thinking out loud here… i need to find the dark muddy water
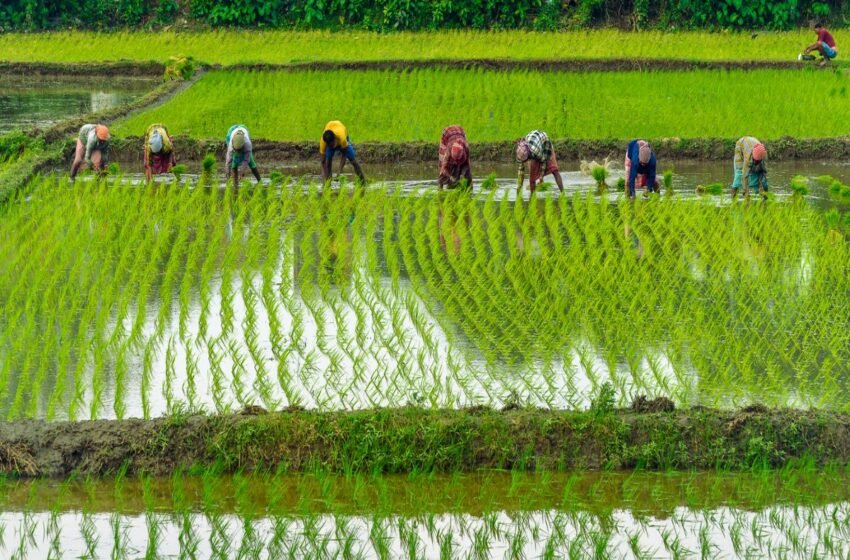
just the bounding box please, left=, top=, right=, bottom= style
left=0, top=76, right=156, bottom=133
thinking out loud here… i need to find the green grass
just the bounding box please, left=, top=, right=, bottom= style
left=113, top=68, right=850, bottom=142
left=0, top=30, right=845, bottom=65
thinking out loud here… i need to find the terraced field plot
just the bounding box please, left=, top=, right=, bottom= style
left=112, top=68, right=850, bottom=142
left=0, top=176, right=847, bottom=420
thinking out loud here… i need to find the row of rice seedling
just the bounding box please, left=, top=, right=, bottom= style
left=0, top=469, right=848, bottom=558
left=1, top=29, right=845, bottom=65
left=0, top=175, right=848, bottom=419
left=113, top=68, right=850, bottom=142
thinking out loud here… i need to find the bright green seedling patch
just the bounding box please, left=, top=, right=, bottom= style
left=0, top=176, right=847, bottom=420
left=112, top=68, right=850, bottom=142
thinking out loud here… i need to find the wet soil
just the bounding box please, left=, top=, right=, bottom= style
left=1, top=404, right=848, bottom=478
left=109, top=135, right=850, bottom=164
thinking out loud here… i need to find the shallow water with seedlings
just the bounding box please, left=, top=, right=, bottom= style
left=0, top=175, right=848, bottom=420
left=0, top=471, right=848, bottom=559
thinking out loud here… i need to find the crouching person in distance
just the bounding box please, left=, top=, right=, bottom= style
left=320, top=120, right=366, bottom=184
left=516, top=130, right=564, bottom=194
left=144, top=123, right=177, bottom=182
left=732, top=137, right=768, bottom=199
left=225, top=124, right=261, bottom=188
left=625, top=139, right=659, bottom=198
left=70, top=123, right=110, bottom=181
left=438, top=125, right=472, bottom=190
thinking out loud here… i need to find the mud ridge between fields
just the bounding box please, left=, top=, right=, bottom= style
left=1, top=404, right=849, bottom=478
left=0, top=61, right=166, bottom=77
left=0, top=58, right=829, bottom=76
left=108, top=135, right=850, bottom=165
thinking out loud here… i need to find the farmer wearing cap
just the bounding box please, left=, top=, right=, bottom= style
left=144, top=123, right=177, bottom=182
left=732, top=136, right=768, bottom=199
left=438, top=125, right=472, bottom=189
left=225, top=124, right=261, bottom=188
left=516, top=130, right=564, bottom=194
left=803, top=22, right=838, bottom=65
left=625, top=139, right=659, bottom=198
left=70, top=123, right=110, bottom=180
left=320, top=120, right=366, bottom=184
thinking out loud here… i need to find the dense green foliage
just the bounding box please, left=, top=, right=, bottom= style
left=1, top=0, right=848, bottom=30
left=114, top=68, right=850, bottom=142
left=2, top=30, right=847, bottom=64
left=0, top=176, right=848, bottom=421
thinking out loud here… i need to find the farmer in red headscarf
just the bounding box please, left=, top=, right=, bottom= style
left=732, top=137, right=768, bottom=199
left=70, top=123, right=110, bottom=180
left=438, top=125, right=472, bottom=189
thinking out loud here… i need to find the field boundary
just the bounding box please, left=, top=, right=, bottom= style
left=0, top=58, right=837, bottom=77
left=105, top=135, right=850, bottom=165
left=1, top=405, right=849, bottom=478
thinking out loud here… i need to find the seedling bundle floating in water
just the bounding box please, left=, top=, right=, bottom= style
left=0, top=175, right=848, bottom=420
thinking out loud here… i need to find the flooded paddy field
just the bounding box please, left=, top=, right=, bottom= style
left=0, top=76, right=157, bottom=133
left=1, top=174, right=848, bottom=420
left=0, top=471, right=847, bottom=558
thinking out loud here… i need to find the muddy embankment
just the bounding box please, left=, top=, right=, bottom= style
left=108, top=135, right=850, bottom=166
left=1, top=403, right=849, bottom=478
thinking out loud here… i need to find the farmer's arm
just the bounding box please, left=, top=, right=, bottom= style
left=249, top=154, right=260, bottom=184
left=144, top=145, right=152, bottom=181
left=627, top=147, right=639, bottom=197
left=464, top=164, right=473, bottom=189
left=517, top=163, right=525, bottom=193
left=646, top=158, right=656, bottom=192
left=225, top=146, right=233, bottom=180
left=338, top=151, right=346, bottom=176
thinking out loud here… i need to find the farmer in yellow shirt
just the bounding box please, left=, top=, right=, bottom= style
left=320, top=121, right=366, bottom=184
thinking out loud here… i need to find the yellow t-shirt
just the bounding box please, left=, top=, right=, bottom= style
left=319, top=121, right=349, bottom=154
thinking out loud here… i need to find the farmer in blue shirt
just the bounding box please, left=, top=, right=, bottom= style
left=625, top=139, right=659, bottom=198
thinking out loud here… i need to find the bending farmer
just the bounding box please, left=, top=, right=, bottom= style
left=732, top=137, right=768, bottom=199
left=438, top=125, right=472, bottom=190
left=804, top=22, right=838, bottom=65
left=516, top=130, right=564, bottom=194
left=625, top=139, right=659, bottom=198
left=320, top=121, right=366, bottom=184
left=225, top=125, right=261, bottom=188
left=70, top=124, right=109, bottom=180
left=144, top=123, right=176, bottom=181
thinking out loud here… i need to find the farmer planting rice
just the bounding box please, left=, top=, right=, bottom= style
left=320, top=120, right=366, bottom=184
left=515, top=130, right=564, bottom=194
left=802, top=22, right=837, bottom=65
left=625, top=139, right=659, bottom=198
left=225, top=124, right=261, bottom=188
left=732, top=136, right=768, bottom=199
left=438, top=125, right=472, bottom=189
left=70, top=123, right=109, bottom=180
left=143, top=123, right=176, bottom=182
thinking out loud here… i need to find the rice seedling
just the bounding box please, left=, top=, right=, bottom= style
left=113, top=68, right=850, bottom=142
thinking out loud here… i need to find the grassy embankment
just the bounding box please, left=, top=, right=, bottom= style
left=111, top=68, right=850, bottom=145
left=0, top=30, right=847, bottom=65
left=4, top=406, right=850, bottom=477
